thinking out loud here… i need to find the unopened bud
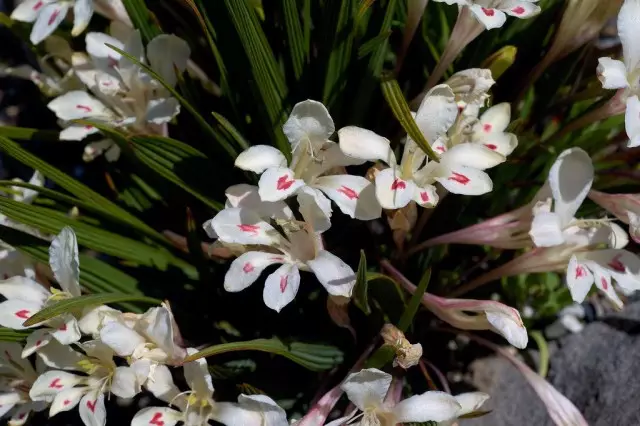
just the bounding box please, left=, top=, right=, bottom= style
left=380, top=324, right=423, bottom=370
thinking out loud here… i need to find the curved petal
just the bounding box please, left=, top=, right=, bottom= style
left=86, top=32, right=123, bottom=60
left=297, top=186, right=333, bottom=233
left=132, top=407, right=181, bottom=426
left=146, top=98, right=180, bottom=124
left=78, top=305, right=119, bottom=337
left=596, top=57, right=629, bottom=89
left=338, top=126, right=396, bottom=165
left=30, top=2, right=69, bottom=45
left=548, top=148, right=593, bottom=226
left=72, top=0, right=94, bottom=37
left=79, top=391, right=106, bottom=426
left=566, top=256, right=594, bottom=303
left=374, top=168, right=416, bottom=210
left=485, top=309, right=528, bottom=349
left=224, top=251, right=284, bottom=293
left=49, top=315, right=82, bottom=345
left=307, top=250, right=356, bottom=297
left=234, top=145, right=287, bottom=174
left=49, top=226, right=81, bottom=297
left=443, top=143, right=505, bottom=170
left=435, top=165, right=493, bottom=195
left=212, top=394, right=289, bottom=426
left=10, top=0, right=50, bottom=22
left=618, top=0, right=640, bottom=71
left=225, top=184, right=294, bottom=220
left=476, top=103, right=511, bottom=134
left=209, top=208, right=277, bottom=245
left=283, top=100, right=335, bottom=148
left=111, top=366, right=140, bottom=399
left=625, top=95, right=640, bottom=148
left=501, top=1, right=541, bottom=18
left=341, top=368, right=392, bottom=411
left=392, top=391, right=461, bottom=423
left=29, top=371, right=82, bottom=401
left=587, top=262, right=624, bottom=309
left=36, top=340, right=88, bottom=371
left=529, top=211, right=565, bottom=247
left=414, top=84, right=458, bottom=143
left=454, top=392, right=490, bottom=416
left=22, top=329, right=52, bottom=358
left=50, top=387, right=85, bottom=416
left=61, top=125, right=101, bottom=141
left=314, top=175, right=382, bottom=221
left=581, top=249, right=640, bottom=291
left=263, top=264, right=300, bottom=313
left=0, top=276, right=50, bottom=304
left=99, top=321, right=145, bottom=357
left=476, top=132, right=518, bottom=157
left=413, top=184, right=439, bottom=208
left=469, top=5, right=507, bottom=29
left=144, top=364, right=180, bottom=403
left=184, top=348, right=214, bottom=398
left=146, top=35, right=190, bottom=87
left=47, top=91, right=111, bottom=121
left=0, top=300, right=43, bottom=329
left=258, top=167, right=305, bottom=202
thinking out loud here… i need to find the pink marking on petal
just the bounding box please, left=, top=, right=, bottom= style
left=48, top=9, right=61, bottom=26
left=512, top=6, right=525, bottom=14
left=608, top=254, right=625, bottom=272
left=391, top=179, right=407, bottom=190
left=85, top=125, right=94, bottom=130
left=483, top=123, right=492, bottom=132
left=448, top=172, right=470, bottom=185
left=242, top=263, right=254, bottom=273
left=420, top=192, right=429, bottom=202
left=86, top=400, right=96, bottom=413
left=150, top=413, right=165, bottom=426
left=280, top=275, right=288, bottom=293
left=601, top=277, right=609, bottom=290
left=276, top=174, right=295, bottom=191
left=35, top=340, right=42, bottom=346
left=76, top=105, right=92, bottom=113
left=485, top=143, right=497, bottom=150
left=15, top=310, right=30, bottom=319
left=58, top=324, right=67, bottom=331
left=237, top=224, right=260, bottom=235
left=575, top=266, right=587, bottom=279
left=49, top=378, right=63, bottom=389
left=33, top=0, right=44, bottom=11
left=436, top=145, right=446, bottom=153
left=108, top=56, right=119, bottom=68
left=337, top=185, right=359, bottom=200
left=482, top=7, right=495, bottom=16
left=63, top=399, right=71, bottom=406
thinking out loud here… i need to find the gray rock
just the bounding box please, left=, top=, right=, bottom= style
left=464, top=300, right=640, bottom=425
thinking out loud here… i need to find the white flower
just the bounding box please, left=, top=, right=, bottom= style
left=433, top=0, right=541, bottom=30
left=47, top=28, right=190, bottom=160
left=131, top=349, right=215, bottom=426
left=339, top=85, right=513, bottom=210
left=0, top=343, right=48, bottom=425
left=0, top=227, right=83, bottom=355
left=596, top=0, right=640, bottom=148
left=99, top=304, right=187, bottom=392
left=528, top=148, right=640, bottom=307
left=210, top=394, right=289, bottom=426
left=11, top=0, right=94, bottom=45
left=30, top=340, right=141, bottom=426
left=589, top=190, right=640, bottom=244
left=206, top=207, right=357, bottom=312
left=325, top=368, right=462, bottom=425
left=235, top=100, right=381, bottom=232
left=444, top=68, right=495, bottom=117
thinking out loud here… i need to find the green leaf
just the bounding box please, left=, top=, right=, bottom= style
left=282, top=0, right=306, bottom=79
left=121, top=0, right=162, bottom=42
left=398, top=268, right=431, bottom=332
left=530, top=331, right=549, bottom=377
left=183, top=338, right=343, bottom=372
left=104, top=44, right=239, bottom=161
left=24, top=294, right=162, bottom=326
left=211, top=112, right=251, bottom=151
left=353, top=250, right=371, bottom=314
left=357, top=30, right=392, bottom=59
left=380, top=77, right=439, bottom=162
left=0, top=126, right=60, bottom=141
left=0, top=328, right=31, bottom=342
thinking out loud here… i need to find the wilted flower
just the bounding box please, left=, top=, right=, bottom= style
left=589, top=190, right=640, bottom=243
left=235, top=100, right=381, bottom=232
left=380, top=324, right=423, bottom=369
left=0, top=227, right=83, bottom=355
left=325, top=368, right=463, bottom=425
left=597, top=0, right=640, bottom=147
left=205, top=208, right=356, bottom=312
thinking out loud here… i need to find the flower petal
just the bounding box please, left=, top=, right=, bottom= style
left=48, top=91, right=112, bottom=121
left=629, top=211, right=640, bottom=243
left=36, top=339, right=88, bottom=370
left=209, top=208, right=278, bottom=245
left=0, top=276, right=50, bottom=304
left=283, top=100, right=335, bottom=148
left=49, top=315, right=82, bottom=345
left=50, top=387, right=85, bottom=416
left=60, top=125, right=101, bottom=141
left=111, top=366, right=140, bottom=399
left=184, top=348, right=214, bottom=397
left=99, top=321, right=145, bottom=357
left=258, top=167, right=305, bottom=202
left=338, top=126, right=396, bottom=165
left=476, top=132, right=518, bottom=157
left=146, top=35, right=190, bottom=87
left=235, top=145, right=288, bottom=174
left=49, top=226, right=81, bottom=297
left=566, top=256, right=595, bottom=303
left=78, top=305, right=119, bottom=337
left=10, top=0, right=50, bottom=22
left=341, top=368, right=392, bottom=411
left=374, top=168, right=417, bottom=210
left=22, top=328, right=52, bottom=357
left=443, top=143, right=505, bottom=170
left=476, top=103, right=511, bottom=134
left=297, top=186, right=333, bottom=233
left=413, top=184, right=439, bottom=208
left=455, top=392, right=490, bottom=416
left=307, top=250, right=356, bottom=297
left=138, top=305, right=186, bottom=362
left=30, top=2, right=69, bottom=45
left=132, top=407, right=181, bottom=426
left=587, top=262, right=624, bottom=309
left=485, top=308, right=528, bottom=349
left=0, top=300, right=43, bottom=329
left=435, top=165, right=493, bottom=195
left=71, top=0, right=94, bottom=37
left=211, top=394, right=289, bottom=426
left=392, top=391, right=462, bottom=423
left=314, top=175, right=382, bottom=221
left=414, top=84, right=458, bottom=143
left=79, top=391, right=106, bottom=426
left=625, top=95, right=640, bottom=148
left=502, top=1, right=541, bottom=18
left=144, top=364, right=181, bottom=403
left=225, top=184, right=294, bottom=221
left=619, top=0, right=640, bottom=71
left=224, top=251, right=284, bottom=293
left=529, top=211, right=565, bottom=247
left=581, top=249, right=640, bottom=292
left=263, top=264, right=300, bottom=313
left=596, top=57, right=629, bottom=89
left=146, top=98, right=180, bottom=124
left=29, top=371, right=82, bottom=401
left=469, top=5, right=507, bottom=29
left=548, top=148, right=593, bottom=225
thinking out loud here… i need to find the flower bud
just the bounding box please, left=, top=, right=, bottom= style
left=380, top=324, right=423, bottom=369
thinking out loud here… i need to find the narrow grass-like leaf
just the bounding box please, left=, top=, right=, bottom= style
left=183, top=338, right=343, bottom=372
left=353, top=250, right=371, bottom=314
left=121, top=0, right=162, bottom=42
left=0, top=328, right=31, bottom=342
left=323, top=0, right=356, bottom=108
left=530, top=331, right=549, bottom=377
left=24, top=294, right=162, bottom=326
left=381, top=77, right=439, bottom=162
left=0, top=126, right=60, bottom=141
left=358, top=30, right=392, bottom=59
left=398, top=268, right=431, bottom=332
left=105, top=44, right=238, bottom=160
left=282, top=0, right=306, bottom=79
left=211, top=112, right=250, bottom=151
